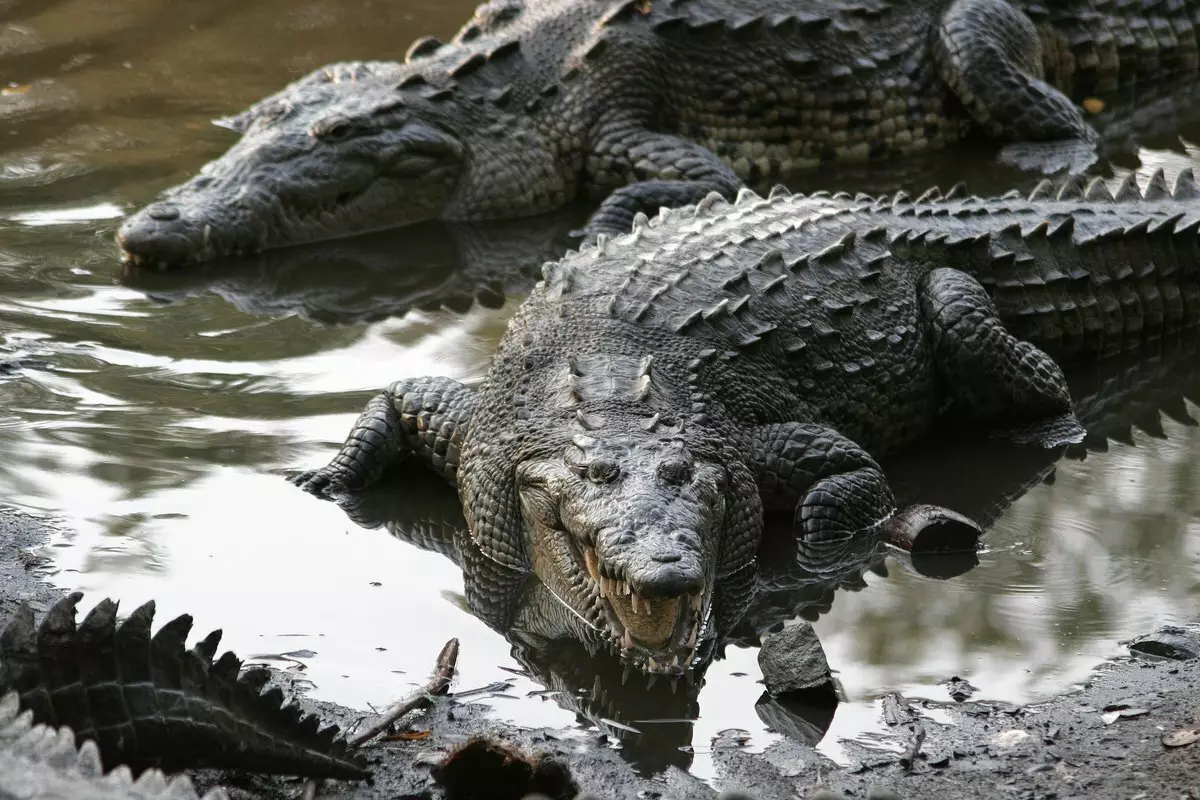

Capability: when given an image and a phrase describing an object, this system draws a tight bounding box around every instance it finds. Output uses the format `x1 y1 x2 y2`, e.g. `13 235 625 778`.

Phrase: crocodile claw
289 468 347 499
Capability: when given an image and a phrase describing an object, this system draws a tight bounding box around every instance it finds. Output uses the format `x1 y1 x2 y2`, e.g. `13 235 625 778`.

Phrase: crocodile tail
0 593 369 780
0 691 229 800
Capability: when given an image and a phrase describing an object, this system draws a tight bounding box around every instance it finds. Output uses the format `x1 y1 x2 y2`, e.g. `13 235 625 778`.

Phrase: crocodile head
513 431 742 676
117 66 467 268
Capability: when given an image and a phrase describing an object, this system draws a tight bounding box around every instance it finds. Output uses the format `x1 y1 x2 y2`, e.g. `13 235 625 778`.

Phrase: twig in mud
899 723 926 772
298 638 460 799
349 637 460 748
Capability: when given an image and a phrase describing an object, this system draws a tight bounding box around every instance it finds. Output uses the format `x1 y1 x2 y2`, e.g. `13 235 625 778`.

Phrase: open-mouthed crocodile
116 0 1200 266
291 169 1200 677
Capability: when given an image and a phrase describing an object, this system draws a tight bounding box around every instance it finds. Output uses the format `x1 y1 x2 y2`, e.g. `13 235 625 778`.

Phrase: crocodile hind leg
934 0 1098 173
920 267 1085 447
291 375 474 498
750 422 984 549
580 127 743 240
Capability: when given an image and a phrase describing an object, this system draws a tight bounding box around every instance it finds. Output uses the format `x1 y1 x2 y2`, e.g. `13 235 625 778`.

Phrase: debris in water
1127 626 1200 661
942 676 978 702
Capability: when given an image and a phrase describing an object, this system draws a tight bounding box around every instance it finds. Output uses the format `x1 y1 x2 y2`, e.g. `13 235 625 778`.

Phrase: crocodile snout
117 203 212 268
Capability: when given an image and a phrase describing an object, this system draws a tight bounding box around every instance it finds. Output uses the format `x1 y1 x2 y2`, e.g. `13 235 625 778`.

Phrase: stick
349 637 460 748
298 638 460 798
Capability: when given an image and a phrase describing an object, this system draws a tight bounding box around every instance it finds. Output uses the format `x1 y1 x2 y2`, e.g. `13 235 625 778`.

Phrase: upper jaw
574 539 709 676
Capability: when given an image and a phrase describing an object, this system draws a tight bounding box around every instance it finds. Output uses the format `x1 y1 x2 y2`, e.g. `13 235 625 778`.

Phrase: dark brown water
2 0 1200 780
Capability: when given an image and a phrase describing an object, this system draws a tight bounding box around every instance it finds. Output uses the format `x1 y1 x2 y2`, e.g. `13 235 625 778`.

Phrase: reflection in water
119 206 588 326
319 333 1200 770
0 0 1197 786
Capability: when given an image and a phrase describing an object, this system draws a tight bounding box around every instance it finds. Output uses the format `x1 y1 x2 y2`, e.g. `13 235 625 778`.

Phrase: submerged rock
1128 626 1200 661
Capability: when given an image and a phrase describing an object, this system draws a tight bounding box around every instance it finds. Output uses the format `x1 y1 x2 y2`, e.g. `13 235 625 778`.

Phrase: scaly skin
0 692 229 800
116 0 1200 266
327 328 1200 764
290 169 1200 677
0 593 369 786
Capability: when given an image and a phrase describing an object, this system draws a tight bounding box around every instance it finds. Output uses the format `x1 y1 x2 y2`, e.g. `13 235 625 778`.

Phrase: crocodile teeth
631 594 640 614
690 593 702 612
584 547 600 583
622 629 634 650
669 654 679 668
687 625 698 650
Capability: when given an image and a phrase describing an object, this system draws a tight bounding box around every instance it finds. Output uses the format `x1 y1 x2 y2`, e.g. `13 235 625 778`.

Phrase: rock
1128 626 1200 661
942 676 978 702
437 737 578 800
758 622 832 696
867 789 902 800
754 690 838 747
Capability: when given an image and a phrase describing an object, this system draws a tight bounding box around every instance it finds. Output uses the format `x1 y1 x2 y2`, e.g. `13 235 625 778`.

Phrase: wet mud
3 508 1196 799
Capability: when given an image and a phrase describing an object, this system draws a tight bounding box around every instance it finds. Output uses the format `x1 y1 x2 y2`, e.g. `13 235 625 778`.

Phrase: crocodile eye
313 119 355 141
586 458 620 485
657 456 693 485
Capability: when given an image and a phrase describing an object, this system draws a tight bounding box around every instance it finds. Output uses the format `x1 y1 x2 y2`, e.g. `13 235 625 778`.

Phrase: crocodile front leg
934 0 1098 173
291 375 474 497
750 423 897 542
920 267 1085 447
581 126 744 240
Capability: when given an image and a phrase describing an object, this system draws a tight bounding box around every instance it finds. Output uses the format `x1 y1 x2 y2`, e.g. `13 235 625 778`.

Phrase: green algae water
1 0 1200 781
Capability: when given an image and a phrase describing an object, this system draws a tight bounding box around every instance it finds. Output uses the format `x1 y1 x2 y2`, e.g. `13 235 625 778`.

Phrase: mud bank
2 508 1196 800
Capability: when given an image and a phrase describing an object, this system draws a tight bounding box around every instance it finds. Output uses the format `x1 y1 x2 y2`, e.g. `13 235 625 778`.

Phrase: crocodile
289 168 1200 677
115 0 1200 267
0 592 368 799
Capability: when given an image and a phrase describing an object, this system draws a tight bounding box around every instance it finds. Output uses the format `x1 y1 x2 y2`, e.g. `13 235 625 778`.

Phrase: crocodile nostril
147 204 181 222
651 552 682 563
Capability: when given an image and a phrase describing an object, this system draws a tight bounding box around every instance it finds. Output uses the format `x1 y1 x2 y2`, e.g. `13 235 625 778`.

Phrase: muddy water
2 0 1200 781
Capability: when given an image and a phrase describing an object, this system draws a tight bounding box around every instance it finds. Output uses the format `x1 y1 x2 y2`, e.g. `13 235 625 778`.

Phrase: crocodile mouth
117 180 401 270
568 538 707 677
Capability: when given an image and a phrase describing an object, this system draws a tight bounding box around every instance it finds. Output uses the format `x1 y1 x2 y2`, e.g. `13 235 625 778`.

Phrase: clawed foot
996 133 1099 175
289 468 350 499
993 411 1087 449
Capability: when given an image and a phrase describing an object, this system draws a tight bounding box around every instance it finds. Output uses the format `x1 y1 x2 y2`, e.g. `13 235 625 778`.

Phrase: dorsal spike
999 189 1022 200
593 233 609 257
1174 168 1200 199
915 186 942 204
1144 168 1170 200
1028 179 1056 201
1114 172 1141 201
76 599 119 649
754 248 785 271
1055 174 1087 201
944 182 969 200
768 184 792 200
631 211 650 231
1084 177 1114 202
405 36 444 62
574 409 600 430
488 39 520 60
695 191 727 215
191 628 223 665
735 187 761 205
891 190 910 205
1049 216 1075 238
